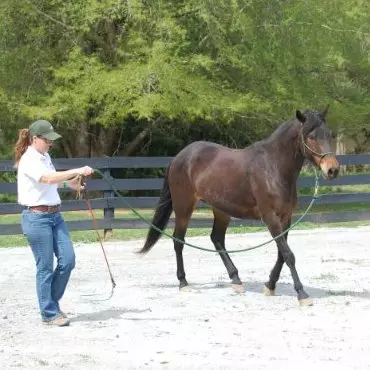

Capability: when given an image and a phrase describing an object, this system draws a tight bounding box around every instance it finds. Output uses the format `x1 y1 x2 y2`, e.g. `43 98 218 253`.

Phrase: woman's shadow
71 307 151 323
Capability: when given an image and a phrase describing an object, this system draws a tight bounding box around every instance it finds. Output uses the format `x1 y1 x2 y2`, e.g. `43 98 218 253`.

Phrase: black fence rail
1 154 370 235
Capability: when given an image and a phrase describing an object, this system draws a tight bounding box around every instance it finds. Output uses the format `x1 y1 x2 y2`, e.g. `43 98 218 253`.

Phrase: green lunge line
93 168 321 254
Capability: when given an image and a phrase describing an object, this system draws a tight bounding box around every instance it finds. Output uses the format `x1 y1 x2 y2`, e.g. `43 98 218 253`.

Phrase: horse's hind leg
263 213 312 306
264 219 290 296
263 250 284 296
211 208 244 292
173 203 195 291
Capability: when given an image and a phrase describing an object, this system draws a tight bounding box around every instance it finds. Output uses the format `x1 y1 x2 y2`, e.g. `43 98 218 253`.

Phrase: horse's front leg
263 214 312 306
264 219 290 295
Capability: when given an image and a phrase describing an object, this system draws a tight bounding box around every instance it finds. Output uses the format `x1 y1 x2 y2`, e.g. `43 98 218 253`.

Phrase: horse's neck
270 123 305 181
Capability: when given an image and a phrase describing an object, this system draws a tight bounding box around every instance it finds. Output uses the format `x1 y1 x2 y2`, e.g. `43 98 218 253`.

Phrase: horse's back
171 140 251 184
175 140 226 158
171 140 240 174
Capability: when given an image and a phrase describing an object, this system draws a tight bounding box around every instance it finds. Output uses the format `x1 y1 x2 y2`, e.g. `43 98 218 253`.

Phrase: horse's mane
265 118 297 143
247 117 298 149
246 110 324 151
264 110 324 144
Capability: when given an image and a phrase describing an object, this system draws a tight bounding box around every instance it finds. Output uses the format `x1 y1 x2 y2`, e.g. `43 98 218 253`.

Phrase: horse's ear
296 110 306 124
321 104 330 119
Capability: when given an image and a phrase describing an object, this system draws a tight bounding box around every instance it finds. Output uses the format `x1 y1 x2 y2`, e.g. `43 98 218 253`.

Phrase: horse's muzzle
326 166 339 179
320 156 339 180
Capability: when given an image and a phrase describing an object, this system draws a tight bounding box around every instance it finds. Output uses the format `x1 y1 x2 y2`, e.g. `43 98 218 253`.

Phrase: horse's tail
138 166 173 254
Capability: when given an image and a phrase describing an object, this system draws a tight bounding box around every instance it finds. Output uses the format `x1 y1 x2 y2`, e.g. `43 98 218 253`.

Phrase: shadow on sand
146 280 370 299
71 307 151 322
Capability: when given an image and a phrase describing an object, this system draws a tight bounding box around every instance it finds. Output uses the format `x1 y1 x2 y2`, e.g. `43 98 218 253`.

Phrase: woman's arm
40 166 94 185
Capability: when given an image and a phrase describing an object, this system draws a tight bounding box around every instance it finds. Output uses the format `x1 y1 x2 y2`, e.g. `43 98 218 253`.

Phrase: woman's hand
67 176 86 191
77 166 94 176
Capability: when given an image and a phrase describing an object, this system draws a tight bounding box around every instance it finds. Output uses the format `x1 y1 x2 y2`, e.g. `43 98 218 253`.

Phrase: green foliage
0 0 369 157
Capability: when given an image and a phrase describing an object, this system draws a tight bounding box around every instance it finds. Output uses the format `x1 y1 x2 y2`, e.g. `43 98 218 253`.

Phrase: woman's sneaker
43 315 70 327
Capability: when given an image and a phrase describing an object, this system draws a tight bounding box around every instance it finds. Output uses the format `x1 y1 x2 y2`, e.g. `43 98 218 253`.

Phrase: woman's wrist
60 181 69 189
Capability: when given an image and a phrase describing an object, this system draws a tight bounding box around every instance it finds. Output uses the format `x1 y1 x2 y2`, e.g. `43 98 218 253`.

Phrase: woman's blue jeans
21 210 75 321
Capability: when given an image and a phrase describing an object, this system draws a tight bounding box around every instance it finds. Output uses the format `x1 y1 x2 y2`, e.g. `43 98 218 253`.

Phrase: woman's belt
27 205 61 213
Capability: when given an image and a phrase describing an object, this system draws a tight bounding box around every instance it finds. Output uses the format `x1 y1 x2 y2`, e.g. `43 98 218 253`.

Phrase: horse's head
296 106 339 180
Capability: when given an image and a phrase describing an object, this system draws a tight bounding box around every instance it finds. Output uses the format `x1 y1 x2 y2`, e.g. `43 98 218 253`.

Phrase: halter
300 130 334 166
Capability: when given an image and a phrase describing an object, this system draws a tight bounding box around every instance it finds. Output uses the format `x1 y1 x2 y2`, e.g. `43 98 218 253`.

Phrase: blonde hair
14 128 31 168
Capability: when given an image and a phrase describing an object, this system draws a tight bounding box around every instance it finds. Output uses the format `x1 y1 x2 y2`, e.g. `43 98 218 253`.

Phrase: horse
138 107 340 306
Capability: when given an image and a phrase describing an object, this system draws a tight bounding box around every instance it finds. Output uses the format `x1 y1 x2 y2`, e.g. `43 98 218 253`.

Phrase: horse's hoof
232 283 245 293
299 297 313 307
263 285 275 296
179 285 192 292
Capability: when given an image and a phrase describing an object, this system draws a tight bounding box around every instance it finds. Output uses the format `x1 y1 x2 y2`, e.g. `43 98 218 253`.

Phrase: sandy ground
1 226 370 370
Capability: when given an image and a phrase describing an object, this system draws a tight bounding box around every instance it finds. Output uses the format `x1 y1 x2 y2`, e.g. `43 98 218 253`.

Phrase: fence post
103 167 114 239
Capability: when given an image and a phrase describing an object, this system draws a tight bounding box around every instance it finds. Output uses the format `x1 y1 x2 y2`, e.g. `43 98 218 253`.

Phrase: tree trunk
122 127 151 156
335 128 346 172
90 124 119 157
61 118 160 159
63 122 120 158
121 117 162 156
64 121 91 157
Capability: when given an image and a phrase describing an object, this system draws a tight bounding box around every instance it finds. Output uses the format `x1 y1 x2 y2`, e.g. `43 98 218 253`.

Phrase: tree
0 0 369 158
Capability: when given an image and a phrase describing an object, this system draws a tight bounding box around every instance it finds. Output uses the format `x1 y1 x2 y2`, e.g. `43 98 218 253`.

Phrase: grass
0 209 221 226
299 184 370 195
1 212 370 249
1 201 369 226
308 202 370 212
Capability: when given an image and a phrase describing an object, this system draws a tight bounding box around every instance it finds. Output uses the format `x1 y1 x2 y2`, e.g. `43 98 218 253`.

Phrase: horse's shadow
147 280 370 300
247 280 370 299
71 282 369 323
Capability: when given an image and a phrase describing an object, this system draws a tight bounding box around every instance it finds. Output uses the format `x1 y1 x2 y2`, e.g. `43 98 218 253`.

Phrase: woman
14 119 94 327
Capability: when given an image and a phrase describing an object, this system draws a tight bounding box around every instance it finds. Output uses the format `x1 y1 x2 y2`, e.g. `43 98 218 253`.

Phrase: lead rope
75 175 116 301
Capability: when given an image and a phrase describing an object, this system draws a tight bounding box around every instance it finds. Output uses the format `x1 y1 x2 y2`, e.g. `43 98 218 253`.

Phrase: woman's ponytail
14 128 31 168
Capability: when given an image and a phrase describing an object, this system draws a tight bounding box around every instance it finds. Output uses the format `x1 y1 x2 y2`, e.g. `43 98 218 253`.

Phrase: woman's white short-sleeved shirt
17 146 61 206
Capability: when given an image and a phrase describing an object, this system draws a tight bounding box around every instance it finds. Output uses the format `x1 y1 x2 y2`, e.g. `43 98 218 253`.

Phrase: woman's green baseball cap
28 120 62 141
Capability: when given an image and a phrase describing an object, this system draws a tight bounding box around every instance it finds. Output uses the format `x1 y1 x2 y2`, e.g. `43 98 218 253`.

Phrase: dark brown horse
139 107 339 305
